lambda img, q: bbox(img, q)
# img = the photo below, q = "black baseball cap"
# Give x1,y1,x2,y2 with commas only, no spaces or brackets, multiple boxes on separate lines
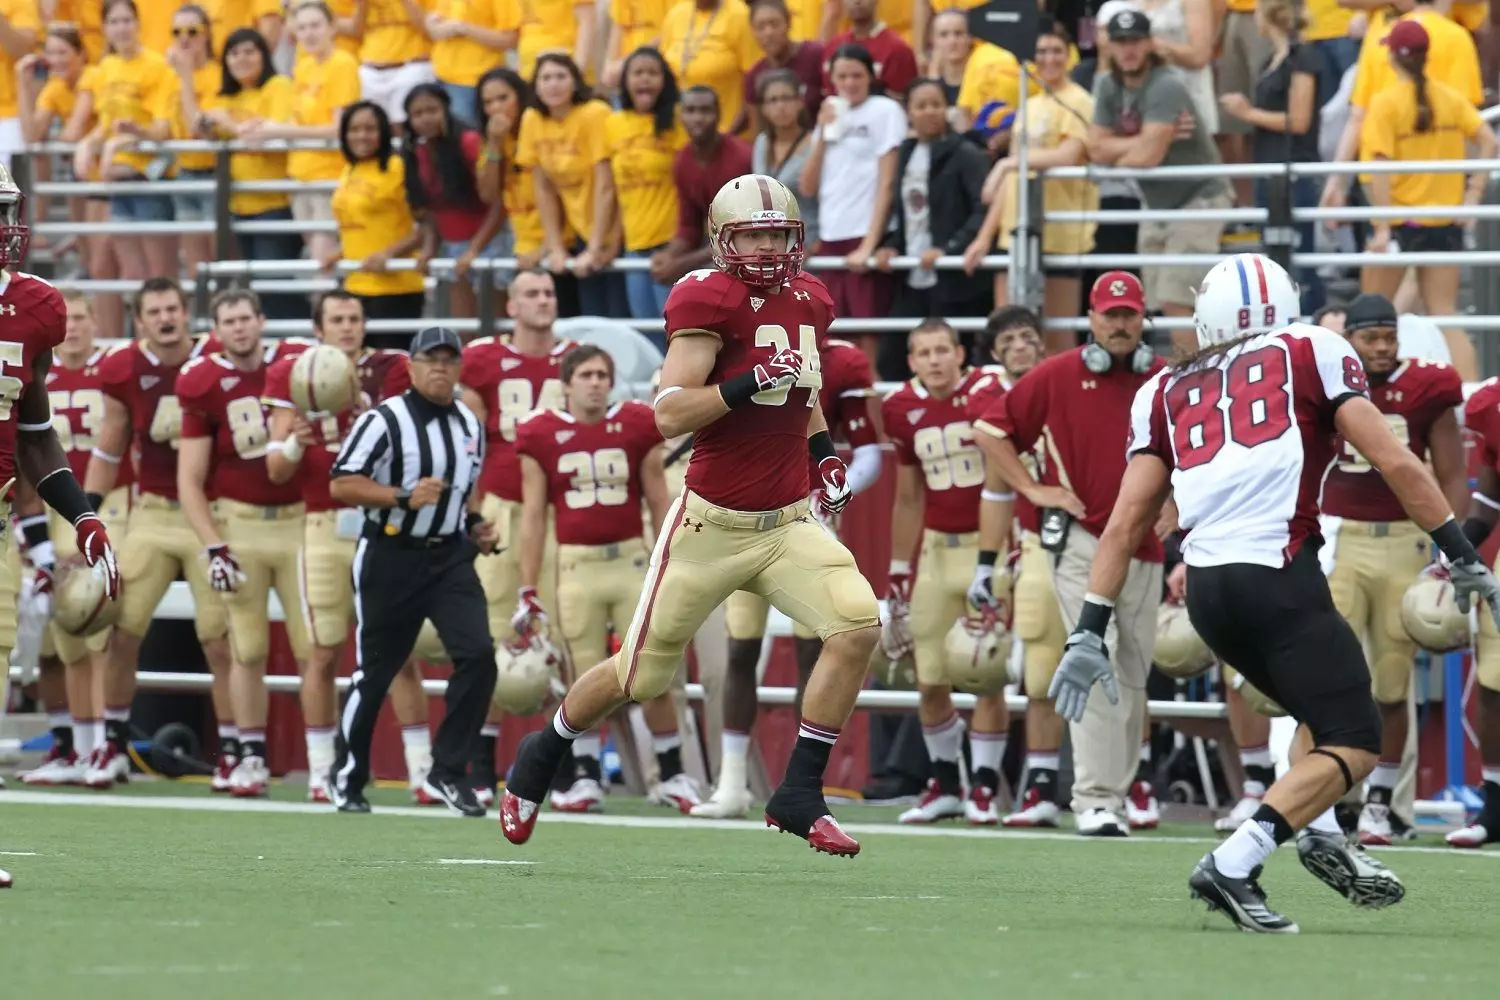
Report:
1107,9,1151,40
1343,293,1398,333
410,326,463,358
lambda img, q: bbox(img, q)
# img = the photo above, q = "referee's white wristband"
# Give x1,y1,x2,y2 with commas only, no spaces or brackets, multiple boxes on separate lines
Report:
981,489,1015,503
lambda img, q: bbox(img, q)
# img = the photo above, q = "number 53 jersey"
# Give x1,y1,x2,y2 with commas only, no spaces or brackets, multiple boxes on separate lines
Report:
1129,323,1370,569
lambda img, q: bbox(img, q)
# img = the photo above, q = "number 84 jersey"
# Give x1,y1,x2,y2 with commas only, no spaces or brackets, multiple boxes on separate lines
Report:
1128,323,1370,570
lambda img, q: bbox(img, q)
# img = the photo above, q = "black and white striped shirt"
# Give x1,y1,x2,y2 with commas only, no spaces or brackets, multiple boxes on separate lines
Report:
331,390,485,540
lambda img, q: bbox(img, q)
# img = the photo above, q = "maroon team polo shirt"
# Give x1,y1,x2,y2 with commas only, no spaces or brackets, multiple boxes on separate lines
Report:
744,41,826,125
672,134,754,247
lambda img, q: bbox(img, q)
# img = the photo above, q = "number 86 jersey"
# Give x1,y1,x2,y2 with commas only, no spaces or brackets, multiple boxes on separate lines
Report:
1128,323,1369,570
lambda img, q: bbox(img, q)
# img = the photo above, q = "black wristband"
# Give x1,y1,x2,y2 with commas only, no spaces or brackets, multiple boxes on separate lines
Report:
1431,516,1480,565
18,514,48,551
1463,517,1493,548
35,469,95,526
977,550,998,567
85,491,103,512
718,369,763,409
1077,599,1113,638
809,430,836,463
466,510,484,535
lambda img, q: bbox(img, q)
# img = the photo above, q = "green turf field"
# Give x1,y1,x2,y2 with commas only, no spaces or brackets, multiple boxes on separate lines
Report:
2,783,1497,1000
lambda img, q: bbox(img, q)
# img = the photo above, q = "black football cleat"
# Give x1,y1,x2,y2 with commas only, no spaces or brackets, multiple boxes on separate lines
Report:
1188,854,1298,934
1296,829,1405,909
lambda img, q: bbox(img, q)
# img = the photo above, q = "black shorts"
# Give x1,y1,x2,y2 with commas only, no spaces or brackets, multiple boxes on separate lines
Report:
1397,223,1463,254
1185,543,1381,753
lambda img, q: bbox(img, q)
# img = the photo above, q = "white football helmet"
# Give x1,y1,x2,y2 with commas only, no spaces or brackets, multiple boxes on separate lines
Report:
492,632,565,715
290,343,358,414
412,619,450,665
1401,570,1470,653
1194,253,1300,348
1154,602,1214,679
52,556,120,637
942,611,1013,695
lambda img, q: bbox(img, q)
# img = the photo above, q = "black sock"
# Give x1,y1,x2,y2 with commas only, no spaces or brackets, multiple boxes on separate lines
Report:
1029,767,1058,803
575,753,602,783
1245,763,1276,789
105,719,129,752
972,766,1000,794
242,738,266,761
932,759,962,796
1482,780,1500,824
514,725,575,802
220,736,241,761
783,727,836,789
1135,756,1152,784
51,725,73,758
1251,802,1295,845
1367,786,1393,807
657,746,682,781
474,735,498,777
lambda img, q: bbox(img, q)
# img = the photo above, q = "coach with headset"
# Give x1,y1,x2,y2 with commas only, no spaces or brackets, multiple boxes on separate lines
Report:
970,272,1167,837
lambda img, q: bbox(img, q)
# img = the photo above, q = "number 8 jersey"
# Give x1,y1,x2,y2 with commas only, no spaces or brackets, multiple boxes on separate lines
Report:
1128,323,1369,569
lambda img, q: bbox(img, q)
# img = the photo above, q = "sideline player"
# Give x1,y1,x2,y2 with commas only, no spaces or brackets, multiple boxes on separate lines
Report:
264,290,435,802
176,291,314,797
1321,292,1466,846
694,329,880,819
84,278,233,790
460,269,575,801
515,345,699,812
501,174,882,855
882,319,1011,825
1053,253,1488,932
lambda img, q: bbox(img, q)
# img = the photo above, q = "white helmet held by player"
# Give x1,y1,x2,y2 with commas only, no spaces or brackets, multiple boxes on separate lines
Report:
52,556,121,637
1400,567,1470,653
1194,252,1300,348
290,343,358,414
708,173,805,287
492,630,566,715
1154,601,1214,679
942,610,1013,695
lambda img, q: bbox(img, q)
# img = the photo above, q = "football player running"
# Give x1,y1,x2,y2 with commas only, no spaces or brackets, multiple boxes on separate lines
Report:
263,291,436,803
1053,253,1495,932
1320,292,1467,846
85,278,232,790
515,345,699,813
501,175,881,855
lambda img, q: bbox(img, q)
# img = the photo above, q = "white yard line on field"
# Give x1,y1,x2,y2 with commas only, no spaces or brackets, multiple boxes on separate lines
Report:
1,790,1495,860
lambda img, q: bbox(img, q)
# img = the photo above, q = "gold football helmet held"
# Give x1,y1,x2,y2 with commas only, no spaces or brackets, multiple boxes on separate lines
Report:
942,609,1013,695
0,164,29,268
1401,567,1470,653
290,343,358,414
53,556,120,637
1154,601,1214,679
708,173,805,287
492,630,566,715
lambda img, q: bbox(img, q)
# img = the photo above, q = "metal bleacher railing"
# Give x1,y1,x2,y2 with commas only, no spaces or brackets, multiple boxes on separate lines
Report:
15,141,1498,801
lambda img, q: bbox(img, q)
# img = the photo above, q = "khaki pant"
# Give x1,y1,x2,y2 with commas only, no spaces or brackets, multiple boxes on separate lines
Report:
42,486,129,664
217,499,310,664
557,539,648,668
301,511,357,649
725,588,817,641
475,493,557,645
1138,190,1233,311
617,491,879,702
1475,548,1500,693
1014,530,1067,696
1325,519,1429,704
1050,526,1162,815
116,493,228,642
910,529,979,686
0,499,16,660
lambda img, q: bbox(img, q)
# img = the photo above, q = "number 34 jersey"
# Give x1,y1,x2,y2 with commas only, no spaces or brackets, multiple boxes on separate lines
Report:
881,368,1005,535
1128,323,1369,569
515,400,663,546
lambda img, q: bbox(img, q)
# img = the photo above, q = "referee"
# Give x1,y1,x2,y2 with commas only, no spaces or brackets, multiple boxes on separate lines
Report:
328,327,500,816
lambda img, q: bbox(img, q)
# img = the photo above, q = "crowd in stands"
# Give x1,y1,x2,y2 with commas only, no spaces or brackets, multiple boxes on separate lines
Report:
5,0,1498,378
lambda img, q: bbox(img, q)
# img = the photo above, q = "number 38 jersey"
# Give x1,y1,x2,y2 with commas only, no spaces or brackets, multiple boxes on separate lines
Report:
1128,323,1369,569
461,336,575,502
665,268,834,513
515,400,664,546
881,368,1004,535
177,341,311,507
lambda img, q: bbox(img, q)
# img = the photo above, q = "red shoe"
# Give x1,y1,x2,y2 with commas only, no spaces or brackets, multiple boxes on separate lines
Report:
499,790,541,845
210,754,237,794
765,812,861,857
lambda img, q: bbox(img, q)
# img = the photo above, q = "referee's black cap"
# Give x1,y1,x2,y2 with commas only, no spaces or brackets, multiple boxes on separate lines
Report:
411,326,463,358
1344,293,1398,333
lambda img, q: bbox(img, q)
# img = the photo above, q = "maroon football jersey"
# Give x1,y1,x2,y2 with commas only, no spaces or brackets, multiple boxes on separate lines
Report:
461,336,575,501
97,334,218,500
515,400,664,546
666,268,836,512
45,348,110,480
178,340,311,506
882,368,1004,535
1467,378,1500,475
0,273,67,487
1323,359,1463,522
264,347,410,513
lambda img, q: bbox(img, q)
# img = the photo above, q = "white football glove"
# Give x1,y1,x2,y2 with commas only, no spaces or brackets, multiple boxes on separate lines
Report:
752,347,803,393
512,585,547,634
205,544,246,594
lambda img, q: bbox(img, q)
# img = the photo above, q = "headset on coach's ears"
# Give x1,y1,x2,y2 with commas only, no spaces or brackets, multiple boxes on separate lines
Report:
1080,337,1155,375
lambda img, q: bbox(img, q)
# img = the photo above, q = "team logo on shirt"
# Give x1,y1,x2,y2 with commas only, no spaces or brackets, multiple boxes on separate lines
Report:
501,358,523,371
907,409,925,424
0,304,14,316
220,377,240,392
555,430,575,444
141,375,160,390
751,297,765,311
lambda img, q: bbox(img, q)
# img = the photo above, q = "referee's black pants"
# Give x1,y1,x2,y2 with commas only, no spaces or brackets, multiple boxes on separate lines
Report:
333,533,498,796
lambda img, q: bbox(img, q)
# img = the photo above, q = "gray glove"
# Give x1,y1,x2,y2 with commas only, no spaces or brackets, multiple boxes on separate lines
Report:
1048,630,1120,723
1448,557,1500,632
967,563,996,611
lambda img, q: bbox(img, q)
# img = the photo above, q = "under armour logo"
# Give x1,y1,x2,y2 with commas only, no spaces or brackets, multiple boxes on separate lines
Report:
683,517,704,533
1387,390,1403,402
1082,380,1097,390
0,304,15,315
606,421,622,433
794,290,811,301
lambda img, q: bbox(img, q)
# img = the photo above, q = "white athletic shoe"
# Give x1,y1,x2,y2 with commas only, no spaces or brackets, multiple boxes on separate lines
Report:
82,744,130,789
307,771,331,804
229,756,269,798
964,786,1000,826
689,783,753,819
1127,780,1160,830
1357,801,1393,847
1075,807,1128,837
648,772,703,813
549,777,605,813
20,749,83,786
897,779,964,824
1446,822,1495,849
1213,793,1264,834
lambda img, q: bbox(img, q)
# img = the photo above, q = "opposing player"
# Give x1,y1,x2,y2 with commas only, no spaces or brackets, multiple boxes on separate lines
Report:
501,174,881,854
1321,292,1466,846
1051,253,1489,932
264,290,436,803
84,277,232,790
881,319,1011,825
460,269,575,801
515,344,699,813
19,292,129,784
694,329,880,819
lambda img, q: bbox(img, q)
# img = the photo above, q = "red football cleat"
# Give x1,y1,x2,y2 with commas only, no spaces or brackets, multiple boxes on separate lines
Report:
499,790,540,845
765,812,861,857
